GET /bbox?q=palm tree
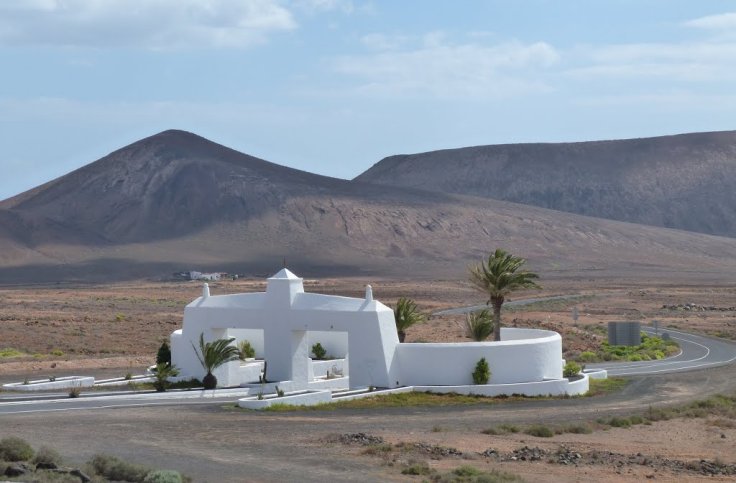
[465,309,493,341]
[393,297,426,342]
[191,333,241,389]
[152,362,180,392]
[469,249,540,341]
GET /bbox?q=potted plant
[191,333,240,389]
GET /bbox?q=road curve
[435,297,736,377]
[590,326,736,376]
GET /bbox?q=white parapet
[238,390,333,410]
[397,328,564,386]
[2,376,95,392]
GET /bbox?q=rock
[413,442,463,458]
[4,463,29,477]
[337,433,384,446]
[480,448,499,458]
[70,468,92,483]
[36,461,59,470]
[510,446,546,462]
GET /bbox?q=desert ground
[1,275,735,482]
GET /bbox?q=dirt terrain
[1,277,735,481]
[1,366,735,482]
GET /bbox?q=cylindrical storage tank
[607,321,641,346]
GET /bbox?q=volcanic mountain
[355,130,736,238]
[3,129,736,283]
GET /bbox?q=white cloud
[685,12,736,30]
[333,35,559,100]
[360,33,408,51]
[565,41,736,82]
[292,0,354,13]
[0,0,297,49]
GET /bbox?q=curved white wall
[397,328,563,386]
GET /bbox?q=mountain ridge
[3,129,736,283]
[355,129,736,238]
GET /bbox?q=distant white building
[189,271,224,281]
[170,269,595,397]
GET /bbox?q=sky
[1,0,735,200]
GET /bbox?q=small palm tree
[152,362,179,392]
[191,333,241,389]
[465,309,493,341]
[393,297,426,342]
[469,249,540,341]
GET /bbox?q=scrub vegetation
[576,333,679,363]
[0,437,190,482]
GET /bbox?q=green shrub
[156,341,171,366]
[32,446,62,466]
[607,416,632,428]
[472,357,490,384]
[578,351,598,362]
[434,465,523,482]
[0,347,25,358]
[143,470,184,483]
[465,309,493,341]
[401,462,432,476]
[482,423,520,435]
[629,415,645,425]
[50,349,64,357]
[563,423,592,434]
[524,425,554,437]
[237,340,256,360]
[0,437,35,462]
[90,454,151,482]
[152,363,180,392]
[311,342,326,360]
[563,361,581,378]
[499,423,519,433]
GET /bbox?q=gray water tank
[608,321,642,346]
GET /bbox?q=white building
[170,269,594,397]
[189,271,223,281]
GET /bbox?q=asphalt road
[2,364,736,483]
[0,388,251,415]
[433,294,586,315]
[590,326,736,376]
[1,326,734,416]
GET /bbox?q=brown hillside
[355,130,736,237]
[3,130,736,283]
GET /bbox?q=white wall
[397,328,563,386]
[227,329,265,357]
[307,331,348,358]
[171,272,571,394]
[413,373,589,397]
[171,270,400,389]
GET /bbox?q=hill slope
[1,129,438,244]
[355,131,736,237]
[3,130,736,283]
